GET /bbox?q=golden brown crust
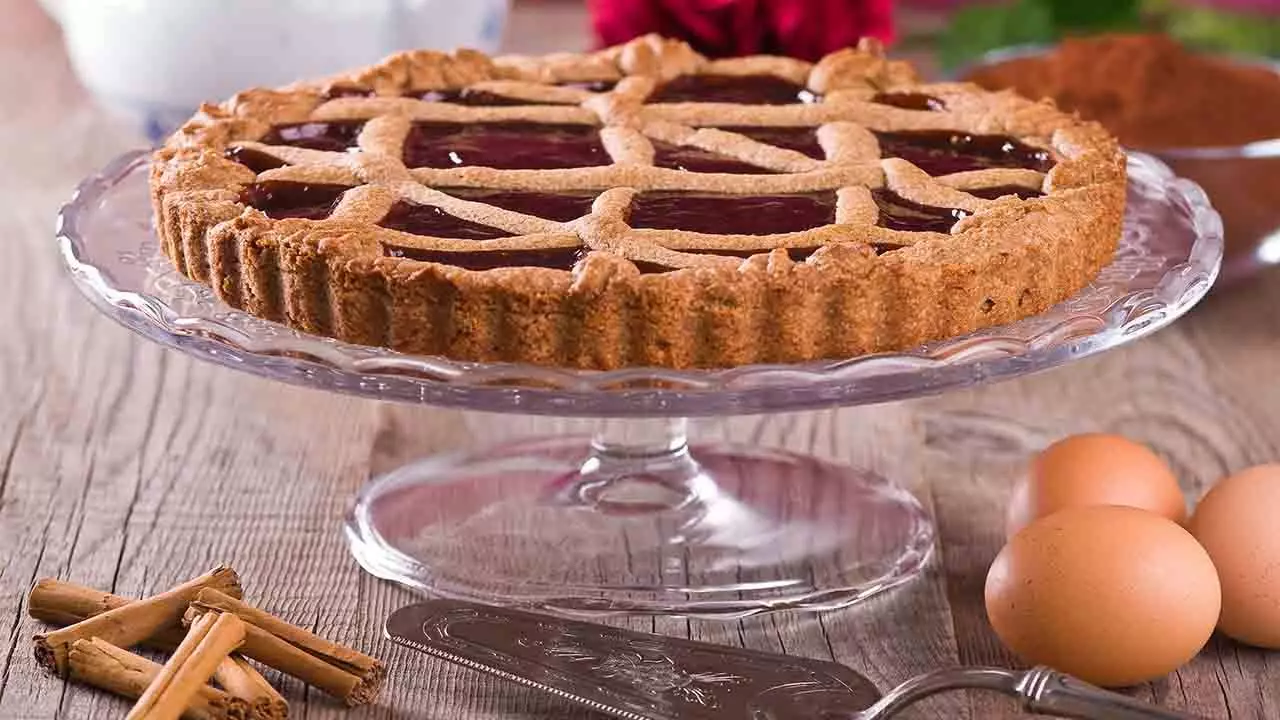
[151,35,1126,370]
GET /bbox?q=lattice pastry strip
[224,94,1045,271]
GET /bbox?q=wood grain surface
[3,1,1279,718]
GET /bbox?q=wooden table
[3,2,1278,718]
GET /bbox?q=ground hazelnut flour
[965,34,1280,149]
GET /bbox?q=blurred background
[899,0,1280,68]
[25,0,1280,142]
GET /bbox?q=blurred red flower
[893,0,1280,11]
[893,0,975,7]
[589,0,895,61]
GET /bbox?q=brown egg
[1006,433,1187,538]
[986,505,1220,687]
[1189,464,1280,649]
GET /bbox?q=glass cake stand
[59,150,1222,618]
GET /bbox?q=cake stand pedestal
[59,151,1221,618]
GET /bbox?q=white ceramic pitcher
[41,0,510,140]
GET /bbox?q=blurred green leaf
[1159,4,1280,56]
[936,0,1056,70]
[1048,0,1143,31]
[932,0,1280,70]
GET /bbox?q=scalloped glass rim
[58,150,1222,417]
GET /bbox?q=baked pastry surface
[151,36,1126,370]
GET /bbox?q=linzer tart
[150,35,1125,370]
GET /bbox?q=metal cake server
[386,600,1201,720]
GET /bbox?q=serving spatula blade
[388,600,1200,720]
[385,600,881,720]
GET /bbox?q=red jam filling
[403,122,609,170]
[713,126,824,159]
[629,192,837,235]
[240,182,983,239]
[651,142,774,174]
[872,92,947,111]
[872,189,968,233]
[259,121,365,152]
[382,245,587,271]
[443,188,598,222]
[875,130,1054,176]
[239,182,351,220]
[225,147,288,173]
[649,75,818,105]
[377,201,514,240]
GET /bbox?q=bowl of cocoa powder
[961,34,1280,285]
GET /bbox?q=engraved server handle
[853,666,1204,720]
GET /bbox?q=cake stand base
[345,420,933,619]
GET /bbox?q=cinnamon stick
[186,589,384,706]
[128,612,246,720]
[213,656,288,720]
[33,566,242,677]
[29,572,244,652]
[67,638,250,720]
